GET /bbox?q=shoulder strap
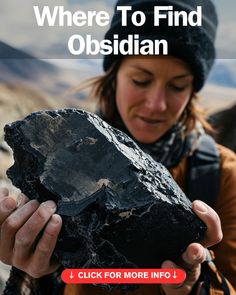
[186,134,220,207]
[199,250,232,295]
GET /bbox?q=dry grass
[200,84,236,115]
[0,83,72,139]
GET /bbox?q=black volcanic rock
[4,109,206,276]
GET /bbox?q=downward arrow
[69,271,74,279]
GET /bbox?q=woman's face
[115,56,194,143]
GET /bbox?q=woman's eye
[132,79,150,87]
[170,85,188,92]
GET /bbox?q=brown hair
[83,59,213,135]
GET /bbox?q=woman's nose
[145,85,167,112]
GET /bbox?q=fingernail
[51,214,61,225]
[16,193,27,207]
[194,201,208,213]
[42,200,56,209]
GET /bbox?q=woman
[1,0,236,294]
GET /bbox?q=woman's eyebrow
[129,65,153,75]
[173,73,193,79]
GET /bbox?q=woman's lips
[137,115,166,124]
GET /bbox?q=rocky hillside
[0,41,88,99]
[210,104,236,152]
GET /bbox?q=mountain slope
[0,41,84,99]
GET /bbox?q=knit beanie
[103,0,218,91]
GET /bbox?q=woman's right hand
[161,200,223,295]
[0,188,62,278]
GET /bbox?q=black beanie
[103,0,218,91]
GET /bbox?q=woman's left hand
[161,200,223,295]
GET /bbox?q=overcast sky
[0,0,235,59]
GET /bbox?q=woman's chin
[132,133,163,144]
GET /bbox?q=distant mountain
[0,41,56,82]
[0,41,86,100]
[0,41,37,59]
[207,60,236,88]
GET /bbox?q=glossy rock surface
[5,109,206,271]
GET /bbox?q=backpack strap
[186,137,236,294]
[197,250,232,295]
[186,134,220,207]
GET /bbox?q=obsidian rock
[5,109,206,271]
